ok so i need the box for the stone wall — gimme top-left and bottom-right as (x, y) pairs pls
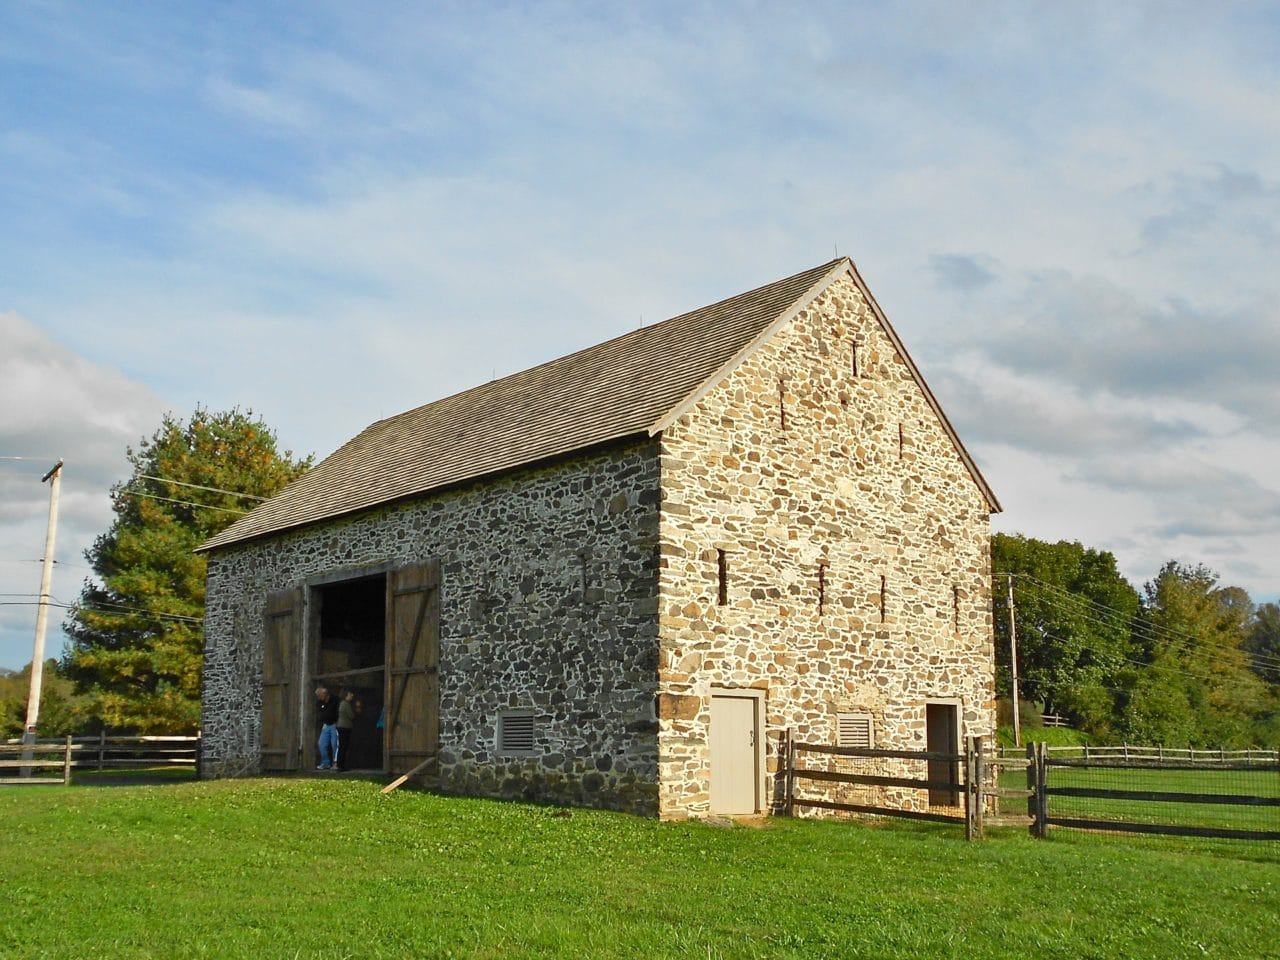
(656, 273), (996, 819)
(202, 438), (662, 814)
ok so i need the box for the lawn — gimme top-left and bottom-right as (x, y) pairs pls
(1, 778), (1277, 960)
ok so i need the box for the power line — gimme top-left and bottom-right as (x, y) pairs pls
(0, 599), (202, 625)
(1012, 581), (1280, 675)
(138, 475), (268, 502)
(1014, 574), (1280, 671)
(119, 490), (247, 516)
(1011, 571), (1279, 662)
(1000, 574), (1280, 674)
(996, 570), (1280, 669)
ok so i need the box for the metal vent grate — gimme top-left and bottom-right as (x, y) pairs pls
(836, 713), (873, 749)
(498, 710), (536, 755)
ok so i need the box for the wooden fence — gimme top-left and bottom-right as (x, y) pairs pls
(784, 732), (1000, 840)
(999, 743), (1279, 764)
(0, 736), (74, 785)
(1026, 742), (1279, 842)
(0, 734), (200, 785)
(785, 736), (1278, 843)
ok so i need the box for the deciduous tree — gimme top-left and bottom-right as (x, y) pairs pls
(1121, 562), (1269, 747)
(992, 534), (1139, 738)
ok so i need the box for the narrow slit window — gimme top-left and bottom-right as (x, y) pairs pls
(898, 422), (904, 459)
(953, 585), (960, 632)
(778, 379), (787, 430)
(817, 561), (828, 616)
(879, 575), (887, 623)
(851, 341), (859, 377)
(717, 549), (729, 606)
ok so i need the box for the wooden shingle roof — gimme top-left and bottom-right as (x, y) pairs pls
(199, 258), (858, 552)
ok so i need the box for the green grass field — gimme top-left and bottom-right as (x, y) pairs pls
(1, 778), (1277, 960)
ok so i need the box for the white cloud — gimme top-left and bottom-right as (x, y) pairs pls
(1, 0), (1278, 649)
(0, 312), (164, 669)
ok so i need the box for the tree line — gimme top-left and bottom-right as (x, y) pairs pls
(994, 534), (1279, 748)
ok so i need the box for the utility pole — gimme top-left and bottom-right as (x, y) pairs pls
(1006, 573), (1022, 748)
(23, 460), (63, 750)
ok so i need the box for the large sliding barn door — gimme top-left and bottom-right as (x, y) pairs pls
(262, 588), (303, 771)
(386, 561), (440, 776)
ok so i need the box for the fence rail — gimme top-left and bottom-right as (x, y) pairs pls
(998, 743), (1279, 764)
(785, 735), (1278, 844)
(783, 730), (982, 836)
(0, 734), (200, 785)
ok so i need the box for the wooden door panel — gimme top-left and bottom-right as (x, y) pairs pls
(262, 588), (302, 771)
(386, 561), (440, 775)
(710, 694), (758, 814)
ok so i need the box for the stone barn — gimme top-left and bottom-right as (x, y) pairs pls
(198, 257), (1000, 819)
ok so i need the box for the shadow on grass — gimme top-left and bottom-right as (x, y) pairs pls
(69, 767), (200, 787)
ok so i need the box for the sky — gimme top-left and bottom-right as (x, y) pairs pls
(1, 1), (1278, 671)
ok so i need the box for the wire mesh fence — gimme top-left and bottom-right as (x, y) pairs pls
(1042, 752), (1279, 840)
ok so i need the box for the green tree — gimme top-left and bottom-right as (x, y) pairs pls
(1245, 602), (1280, 684)
(0, 660), (93, 738)
(1121, 562), (1270, 747)
(992, 534), (1139, 739)
(64, 408), (311, 733)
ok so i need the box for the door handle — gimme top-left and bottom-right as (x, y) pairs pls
(748, 729), (756, 748)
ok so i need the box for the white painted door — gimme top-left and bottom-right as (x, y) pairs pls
(710, 693), (759, 814)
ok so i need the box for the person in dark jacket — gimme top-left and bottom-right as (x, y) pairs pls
(336, 690), (357, 771)
(315, 686), (339, 770)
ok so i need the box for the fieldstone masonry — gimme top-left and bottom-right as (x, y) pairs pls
(656, 275), (996, 817)
(201, 267), (996, 820)
(203, 440), (664, 813)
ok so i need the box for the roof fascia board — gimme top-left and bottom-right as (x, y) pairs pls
(647, 258), (852, 437)
(843, 260), (1002, 514)
(195, 430), (657, 554)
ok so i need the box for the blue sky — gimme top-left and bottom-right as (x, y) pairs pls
(2, 1), (1278, 670)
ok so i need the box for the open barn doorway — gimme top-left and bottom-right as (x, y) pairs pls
(312, 575), (386, 771)
(258, 562), (438, 775)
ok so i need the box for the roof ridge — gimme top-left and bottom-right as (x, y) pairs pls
(361, 257), (848, 434)
(198, 257), (862, 552)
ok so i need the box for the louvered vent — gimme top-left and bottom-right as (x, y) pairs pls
(836, 713), (874, 749)
(498, 710), (537, 756)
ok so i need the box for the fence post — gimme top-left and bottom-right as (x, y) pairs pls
(98, 729), (106, 771)
(965, 736), (984, 841)
(778, 727), (788, 819)
(1025, 742), (1037, 836)
(62, 734), (72, 785)
(1039, 742), (1049, 839)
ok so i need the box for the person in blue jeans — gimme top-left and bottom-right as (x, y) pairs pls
(315, 686), (339, 770)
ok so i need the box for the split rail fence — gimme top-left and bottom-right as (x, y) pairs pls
(782, 732), (1014, 840)
(783, 733), (1279, 843)
(0, 734), (200, 785)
